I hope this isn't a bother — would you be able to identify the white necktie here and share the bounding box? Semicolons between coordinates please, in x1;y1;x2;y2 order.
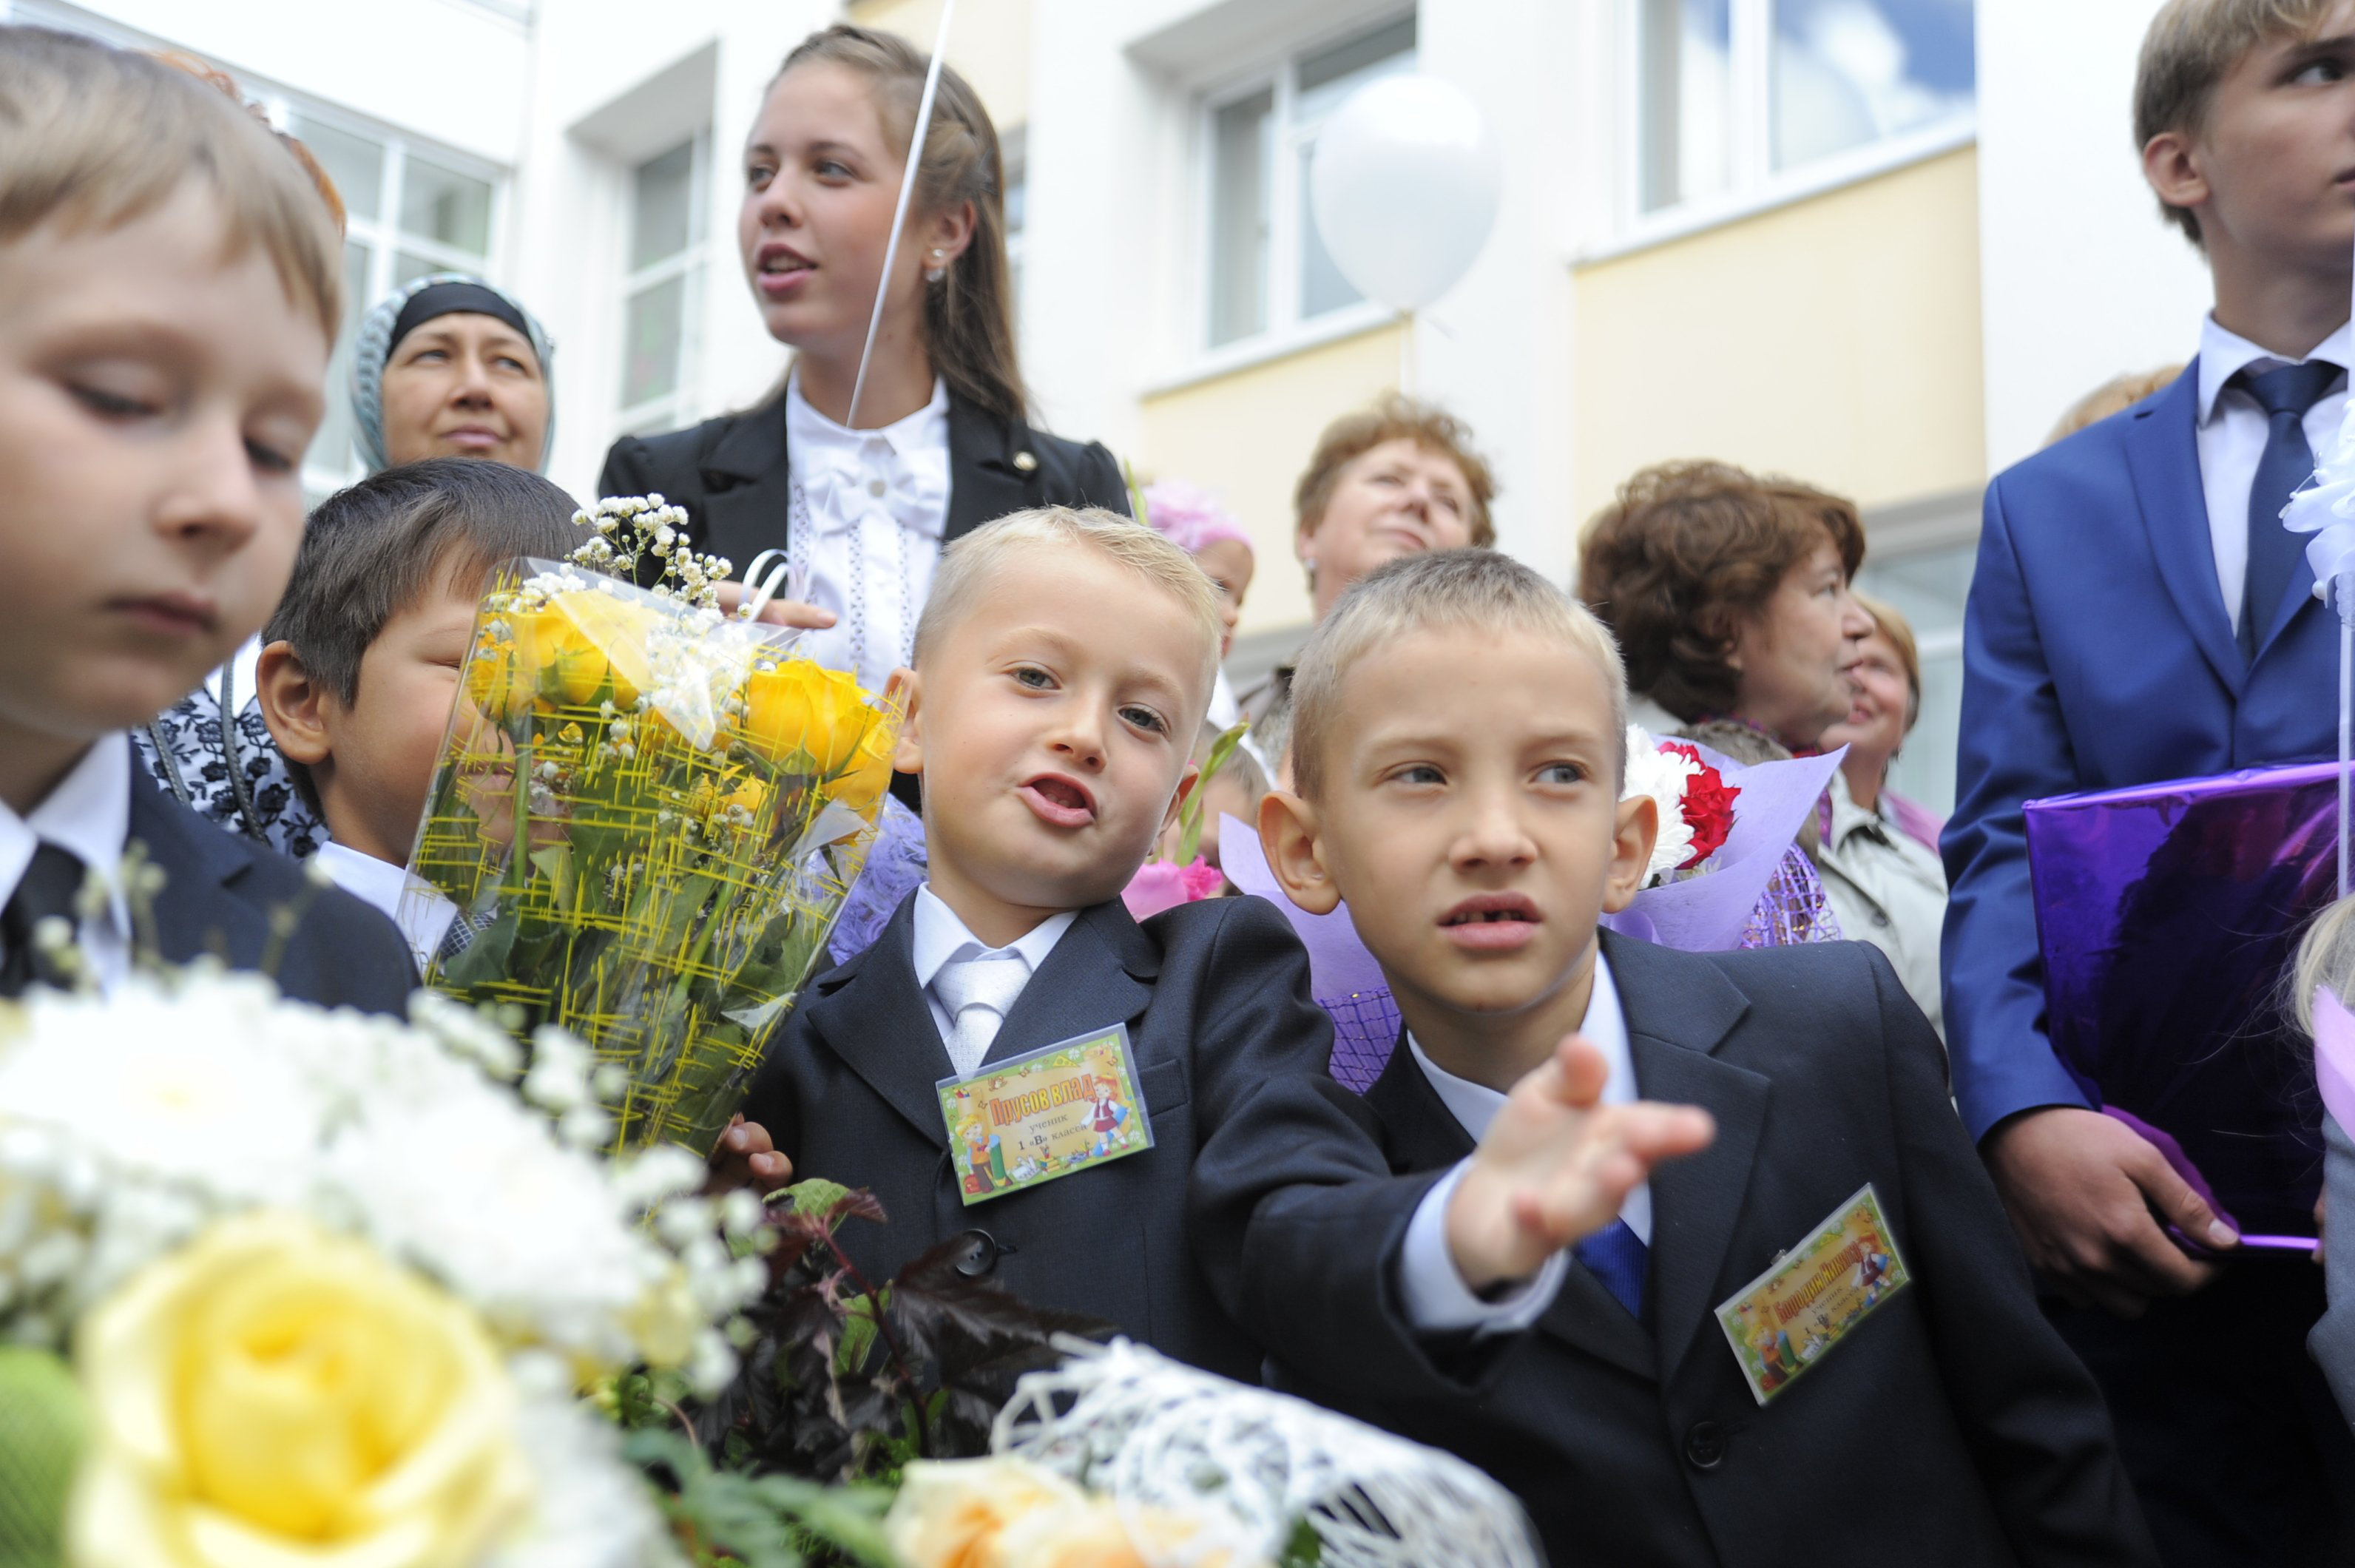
933;950;1031;1076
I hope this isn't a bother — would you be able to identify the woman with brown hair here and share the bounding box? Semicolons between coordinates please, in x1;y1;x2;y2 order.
1578;459;1873;754
1580;459;1876;946
599;24;1128;703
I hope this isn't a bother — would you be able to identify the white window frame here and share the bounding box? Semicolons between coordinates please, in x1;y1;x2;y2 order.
1188;7;1416;368
1598;0;1976;261
275;95;507;494
614;129;712;440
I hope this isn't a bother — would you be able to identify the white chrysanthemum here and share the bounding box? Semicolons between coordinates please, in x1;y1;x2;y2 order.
488;1393;684;1568
0;969;763;1373
1621;726;1697;884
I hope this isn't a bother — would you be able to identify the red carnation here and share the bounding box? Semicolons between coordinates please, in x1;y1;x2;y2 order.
1661;743;1741;870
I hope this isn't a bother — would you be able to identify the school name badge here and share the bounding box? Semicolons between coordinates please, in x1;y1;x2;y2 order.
1713;1183;1911;1405
936;1024;1155;1205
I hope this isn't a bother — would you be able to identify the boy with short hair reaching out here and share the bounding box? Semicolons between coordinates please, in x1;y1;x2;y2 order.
1192;550;2155;1566
715;509;1705;1379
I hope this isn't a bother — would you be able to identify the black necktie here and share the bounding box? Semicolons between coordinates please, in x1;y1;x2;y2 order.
2239;359;2341;660
0;842;87;998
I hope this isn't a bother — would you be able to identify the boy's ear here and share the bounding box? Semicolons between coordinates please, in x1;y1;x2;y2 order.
1602;792;1659;915
1258;788;1339;916
254;641;333;767
888;667;923;775
2142;127;2209;217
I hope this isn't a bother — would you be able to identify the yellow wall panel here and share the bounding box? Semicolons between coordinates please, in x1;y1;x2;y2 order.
845;0;1033;131
1572;147;1985;527
1138;323;1409;638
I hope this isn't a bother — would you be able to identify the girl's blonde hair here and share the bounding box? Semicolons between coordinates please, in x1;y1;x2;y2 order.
0;27;342;337
2292;896;2355;1036
771;25;1024;425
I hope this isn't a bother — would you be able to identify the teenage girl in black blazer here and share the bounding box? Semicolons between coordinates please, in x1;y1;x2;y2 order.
597;24;1128;619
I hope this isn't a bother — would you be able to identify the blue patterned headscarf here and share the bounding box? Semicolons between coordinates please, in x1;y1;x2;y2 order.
350;272;555;473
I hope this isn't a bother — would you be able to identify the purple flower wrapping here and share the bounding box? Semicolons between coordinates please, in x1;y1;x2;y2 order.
2026;761;2337;1232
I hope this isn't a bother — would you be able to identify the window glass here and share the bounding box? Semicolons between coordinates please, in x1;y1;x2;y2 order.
1639;0;1732;212
288;115;383;221
1208;87;1274;348
1294;15;1417;121
400;157;493;254
631;141;697;271
1771;0;1976;171
622;274;686;409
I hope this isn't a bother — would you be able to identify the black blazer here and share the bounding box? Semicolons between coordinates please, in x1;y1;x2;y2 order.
1190;933;2156;1568
130;778;416;1016
740;891;1332;1382
596;390;1130;576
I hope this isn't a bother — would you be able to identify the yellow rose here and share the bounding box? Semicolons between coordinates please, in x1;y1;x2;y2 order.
883;1457;1087;1568
461;635;519;723
737;661;873;775
70;1212;533;1568
828;709;899;821
512;606;609;710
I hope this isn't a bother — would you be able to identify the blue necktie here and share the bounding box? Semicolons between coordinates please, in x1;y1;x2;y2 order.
1573;1217;1649;1319
2239;359;2341;660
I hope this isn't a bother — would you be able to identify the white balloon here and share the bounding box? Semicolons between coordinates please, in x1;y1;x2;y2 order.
1309;75;1502;314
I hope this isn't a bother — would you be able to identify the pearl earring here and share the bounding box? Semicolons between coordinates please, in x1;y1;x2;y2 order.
925;247;947;284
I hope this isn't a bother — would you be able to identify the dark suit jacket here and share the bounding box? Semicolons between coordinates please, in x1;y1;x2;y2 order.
1192;933;2155;1567
130;777;415;1016
1945;363;2338;1197
739;890;1332;1382
596;390;1130;576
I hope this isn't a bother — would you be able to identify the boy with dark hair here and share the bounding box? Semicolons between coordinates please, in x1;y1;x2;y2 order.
0;26;408;1010
1947;2;2355;1556
255;459;587;964
1199;550;2155;1567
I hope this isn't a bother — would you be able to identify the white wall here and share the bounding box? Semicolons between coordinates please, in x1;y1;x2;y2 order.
1976;0;2210;473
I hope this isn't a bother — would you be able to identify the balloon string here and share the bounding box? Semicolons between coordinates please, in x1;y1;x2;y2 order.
846;0;956;431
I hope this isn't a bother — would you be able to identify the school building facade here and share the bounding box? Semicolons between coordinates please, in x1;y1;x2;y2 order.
9;0;2207;811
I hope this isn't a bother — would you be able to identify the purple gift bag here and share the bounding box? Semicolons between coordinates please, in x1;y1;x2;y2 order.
2026;762;2337;1234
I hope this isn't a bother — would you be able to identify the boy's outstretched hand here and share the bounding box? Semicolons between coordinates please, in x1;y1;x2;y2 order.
706;1112;794;1194
1445;1035;1716;1293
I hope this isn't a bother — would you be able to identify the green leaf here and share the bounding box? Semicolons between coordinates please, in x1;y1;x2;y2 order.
783;1177;852;1220
434;909;518;989
528;843;575;908
1278;1515;1325;1567
834;1291;879;1376
1123;456;1151;524
1176;721;1250;866
0;1347;86;1568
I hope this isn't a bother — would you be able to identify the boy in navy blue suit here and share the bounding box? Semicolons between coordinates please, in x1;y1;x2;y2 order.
1947;4;2355;1557
0;30;410;1011
1197;550;2153;1566
720;507;1339;1379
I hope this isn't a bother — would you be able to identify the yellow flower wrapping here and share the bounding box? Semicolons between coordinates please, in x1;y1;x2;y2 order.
410;564;901;1155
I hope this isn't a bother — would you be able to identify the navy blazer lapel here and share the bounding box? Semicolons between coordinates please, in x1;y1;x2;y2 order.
802;898;959;1148
127;780;254;961
695;405;794;576
1364;1021;1655;1379
2124;362;2246;695
981;900;1156;1065
1601;933;1768;1383
945;397;1050;542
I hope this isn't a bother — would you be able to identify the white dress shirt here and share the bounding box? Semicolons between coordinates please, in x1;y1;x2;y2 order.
1814;771;1947;1041
310;839;456;974
0;735;134;994
785;373;953;695
909;884;1078;1064
1396;950;1642;1333
2195;316;2351;631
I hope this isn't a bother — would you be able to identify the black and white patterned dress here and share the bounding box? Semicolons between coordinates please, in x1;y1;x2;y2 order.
132;642;324;859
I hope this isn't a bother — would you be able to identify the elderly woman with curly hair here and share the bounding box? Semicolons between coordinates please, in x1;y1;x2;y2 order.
1578;459;1876;946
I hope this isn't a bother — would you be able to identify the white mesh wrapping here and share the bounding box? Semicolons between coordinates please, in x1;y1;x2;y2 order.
990;1337;1544;1568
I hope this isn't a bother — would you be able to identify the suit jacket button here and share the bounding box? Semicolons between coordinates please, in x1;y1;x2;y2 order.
953;1229;999;1277
1684;1422;1726;1470
1012;450;1038;473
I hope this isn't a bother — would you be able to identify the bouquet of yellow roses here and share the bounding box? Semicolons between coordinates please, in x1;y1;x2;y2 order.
405;496;899;1156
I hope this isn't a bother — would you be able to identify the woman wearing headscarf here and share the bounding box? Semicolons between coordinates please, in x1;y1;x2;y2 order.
135;274;555;856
